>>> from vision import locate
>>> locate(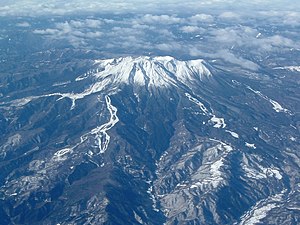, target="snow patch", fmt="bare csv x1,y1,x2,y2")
90,95,119,154
238,191,285,225
241,203,277,225
185,93,227,129
53,148,73,161
210,115,226,128
0,134,22,158
190,140,233,190
243,165,282,180
264,168,282,180
274,66,300,72
9,96,39,107
133,211,143,224
242,154,282,180
269,99,289,113
52,81,71,87
247,86,291,114
185,93,210,115
290,136,296,141
225,130,239,138
256,32,262,38
245,142,256,149
146,181,160,212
